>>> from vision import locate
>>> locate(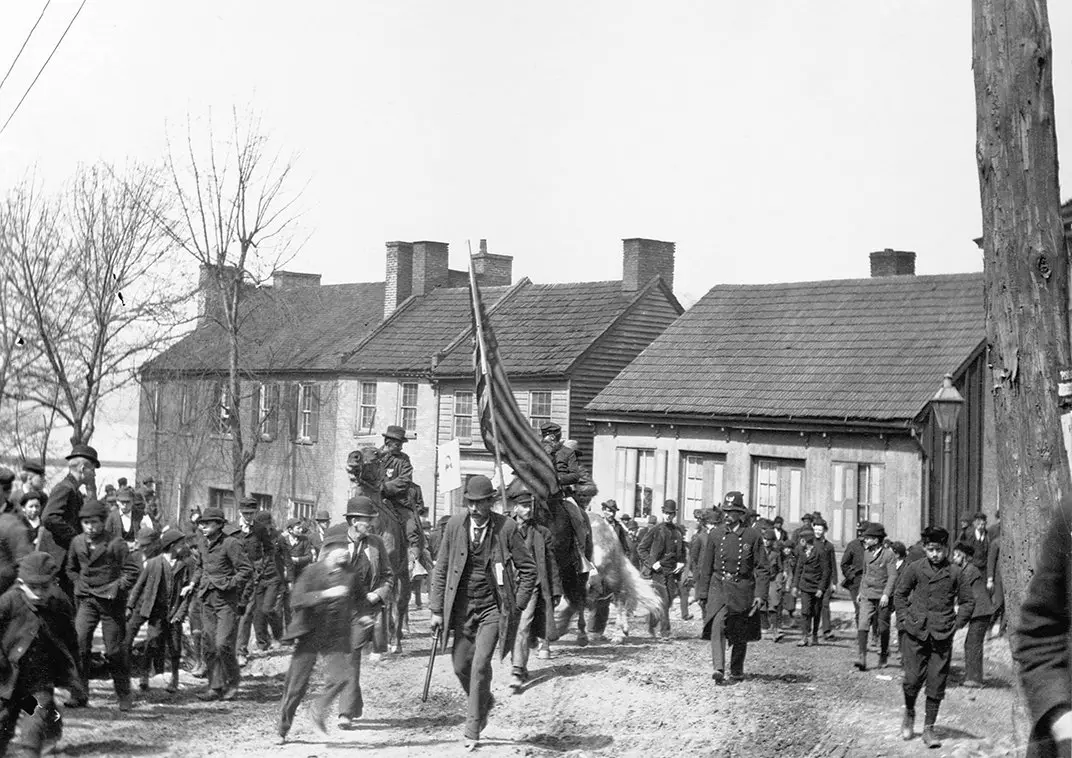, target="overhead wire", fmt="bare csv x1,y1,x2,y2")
0,0,88,137
0,0,52,97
